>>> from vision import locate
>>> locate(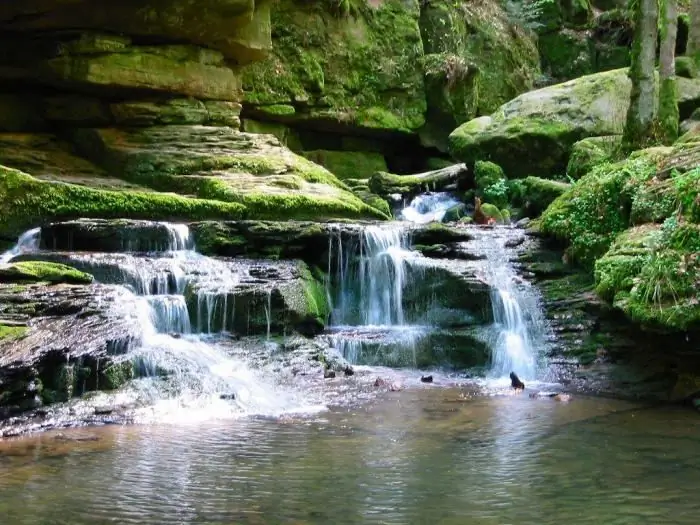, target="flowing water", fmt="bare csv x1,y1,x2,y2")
400,192,462,223
1,390,700,524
